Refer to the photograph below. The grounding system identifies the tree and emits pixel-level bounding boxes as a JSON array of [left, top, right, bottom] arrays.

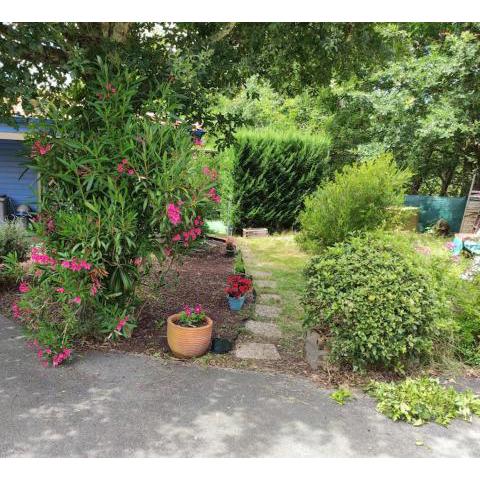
[[325, 28, 480, 195]]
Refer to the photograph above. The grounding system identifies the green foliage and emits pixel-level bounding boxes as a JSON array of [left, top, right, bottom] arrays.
[[222, 127, 331, 232], [384, 206, 419, 232], [0, 252, 24, 285], [177, 306, 207, 327], [429, 259, 480, 366], [297, 154, 410, 252], [328, 29, 480, 196], [366, 377, 480, 426], [0, 221, 31, 261], [330, 388, 354, 405], [215, 76, 329, 132], [302, 232, 446, 372], [233, 252, 245, 274]]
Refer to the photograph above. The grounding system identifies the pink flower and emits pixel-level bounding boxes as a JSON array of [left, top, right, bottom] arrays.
[[133, 257, 143, 266], [61, 258, 91, 272], [122, 158, 128, 165], [37, 349, 43, 359], [164, 247, 173, 257], [167, 203, 182, 225], [31, 247, 56, 266], [115, 316, 128, 331], [202, 166, 218, 180], [56, 287, 65, 293], [208, 188, 221, 204], [127, 169, 135, 176], [90, 279, 100, 296], [46, 219, 55, 233], [45, 348, 52, 355], [194, 304, 202, 314], [12, 303, 21, 319], [184, 306, 192, 316], [117, 163, 125, 174], [32, 140, 52, 156], [72, 296, 82, 305], [79, 260, 92, 270], [172, 234, 181, 242], [19, 282, 30, 294]]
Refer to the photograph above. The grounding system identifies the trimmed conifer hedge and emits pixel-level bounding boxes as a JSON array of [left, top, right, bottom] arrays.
[[221, 128, 331, 232]]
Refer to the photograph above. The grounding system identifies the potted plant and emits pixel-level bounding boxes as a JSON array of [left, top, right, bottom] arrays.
[[167, 305, 213, 358], [225, 274, 252, 311], [225, 236, 236, 257]]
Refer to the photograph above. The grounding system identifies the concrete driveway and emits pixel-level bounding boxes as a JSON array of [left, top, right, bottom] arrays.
[[1, 313, 480, 457]]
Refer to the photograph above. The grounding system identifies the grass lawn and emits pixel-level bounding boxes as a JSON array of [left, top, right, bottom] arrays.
[[237, 234, 310, 355]]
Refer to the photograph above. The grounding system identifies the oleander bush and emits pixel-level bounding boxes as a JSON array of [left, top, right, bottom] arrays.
[[12, 60, 220, 366], [220, 127, 331, 232], [302, 232, 448, 372], [297, 153, 410, 252]]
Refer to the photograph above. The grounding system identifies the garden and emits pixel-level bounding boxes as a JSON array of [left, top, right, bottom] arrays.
[[1, 22, 480, 429]]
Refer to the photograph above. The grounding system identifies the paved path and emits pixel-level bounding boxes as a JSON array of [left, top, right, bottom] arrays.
[[1, 314, 480, 457]]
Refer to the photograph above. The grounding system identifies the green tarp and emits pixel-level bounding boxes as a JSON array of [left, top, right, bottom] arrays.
[[404, 195, 467, 232]]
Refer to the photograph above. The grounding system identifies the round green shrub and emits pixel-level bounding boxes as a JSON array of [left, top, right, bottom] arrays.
[[297, 153, 410, 253], [302, 232, 445, 372]]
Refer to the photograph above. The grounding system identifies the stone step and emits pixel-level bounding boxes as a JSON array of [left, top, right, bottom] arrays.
[[254, 280, 277, 289], [245, 320, 282, 339], [250, 270, 272, 279], [234, 342, 280, 360], [258, 293, 282, 304], [255, 304, 282, 319]]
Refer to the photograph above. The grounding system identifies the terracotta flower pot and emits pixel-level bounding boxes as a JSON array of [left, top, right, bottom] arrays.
[[167, 313, 213, 358]]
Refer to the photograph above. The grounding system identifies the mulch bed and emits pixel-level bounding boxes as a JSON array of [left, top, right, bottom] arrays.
[[108, 239, 249, 354]]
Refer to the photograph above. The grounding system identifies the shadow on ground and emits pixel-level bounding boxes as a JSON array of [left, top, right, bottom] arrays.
[[1, 314, 479, 457]]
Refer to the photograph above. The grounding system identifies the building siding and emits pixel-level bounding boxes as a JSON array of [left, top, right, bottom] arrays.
[[0, 140, 38, 210]]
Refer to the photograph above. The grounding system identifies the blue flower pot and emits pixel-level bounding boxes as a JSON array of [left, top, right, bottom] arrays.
[[227, 295, 246, 311]]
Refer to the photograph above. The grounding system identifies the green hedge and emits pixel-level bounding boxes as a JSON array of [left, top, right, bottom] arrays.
[[221, 128, 331, 232]]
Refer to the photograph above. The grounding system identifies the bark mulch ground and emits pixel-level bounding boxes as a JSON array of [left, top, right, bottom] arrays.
[[108, 239, 250, 355]]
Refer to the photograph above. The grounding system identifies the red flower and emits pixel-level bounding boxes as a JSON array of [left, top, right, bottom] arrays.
[[225, 275, 252, 298]]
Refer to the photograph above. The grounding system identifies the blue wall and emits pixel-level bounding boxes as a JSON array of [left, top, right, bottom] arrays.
[[0, 140, 38, 210]]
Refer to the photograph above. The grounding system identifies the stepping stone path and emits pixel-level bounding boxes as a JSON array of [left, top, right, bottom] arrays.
[[258, 293, 282, 304], [235, 342, 281, 360], [232, 243, 285, 361], [245, 320, 282, 340], [255, 304, 281, 319], [250, 270, 272, 279], [254, 279, 277, 289]]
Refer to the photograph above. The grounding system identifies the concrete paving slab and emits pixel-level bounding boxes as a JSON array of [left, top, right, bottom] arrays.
[[234, 342, 281, 360], [250, 271, 272, 279], [255, 304, 282, 319], [255, 280, 277, 289], [245, 321, 282, 339], [258, 293, 282, 304]]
